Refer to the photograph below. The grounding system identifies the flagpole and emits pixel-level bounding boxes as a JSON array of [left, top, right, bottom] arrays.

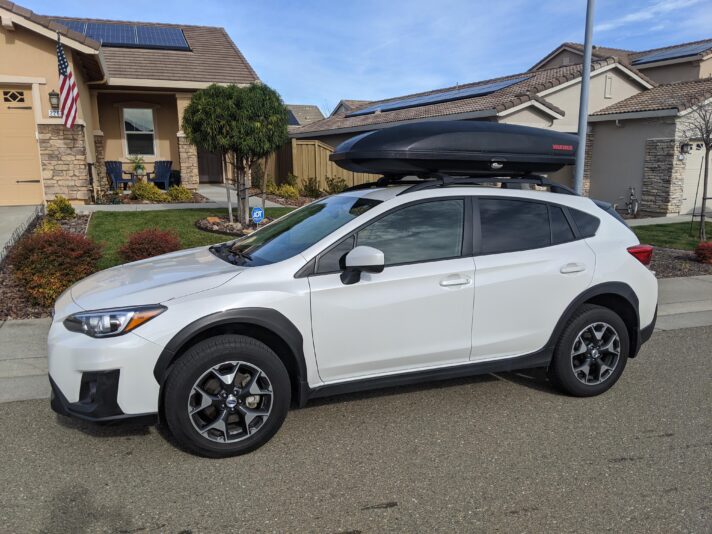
[[574, 0, 596, 195]]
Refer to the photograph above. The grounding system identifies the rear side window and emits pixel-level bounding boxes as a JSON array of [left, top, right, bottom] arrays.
[[570, 208, 600, 238], [549, 205, 575, 244], [479, 199, 550, 254]]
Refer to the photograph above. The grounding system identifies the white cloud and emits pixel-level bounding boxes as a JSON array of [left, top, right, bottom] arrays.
[[595, 0, 703, 32]]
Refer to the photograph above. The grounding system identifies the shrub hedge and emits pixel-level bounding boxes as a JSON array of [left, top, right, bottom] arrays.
[[46, 195, 76, 220], [8, 229, 101, 307], [131, 182, 169, 202], [695, 241, 712, 264], [167, 185, 194, 202], [118, 228, 181, 263]]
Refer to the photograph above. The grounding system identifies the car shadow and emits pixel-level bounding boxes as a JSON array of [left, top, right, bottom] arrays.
[[54, 413, 154, 437], [304, 366, 559, 409]]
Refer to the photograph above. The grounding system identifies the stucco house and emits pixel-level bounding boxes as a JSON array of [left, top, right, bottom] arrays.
[[291, 58, 655, 194], [0, 0, 259, 206], [292, 38, 712, 216]]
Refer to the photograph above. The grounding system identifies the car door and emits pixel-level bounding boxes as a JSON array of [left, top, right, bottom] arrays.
[[471, 197, 595, 361], [309, 197, 475, 383]]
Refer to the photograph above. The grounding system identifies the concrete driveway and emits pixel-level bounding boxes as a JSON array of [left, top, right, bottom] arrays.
[[0, 205, 40, 261], [0, 325, 710, 533]]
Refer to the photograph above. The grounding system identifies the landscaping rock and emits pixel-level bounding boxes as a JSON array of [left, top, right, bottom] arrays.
[[651, 247, 712, 278]]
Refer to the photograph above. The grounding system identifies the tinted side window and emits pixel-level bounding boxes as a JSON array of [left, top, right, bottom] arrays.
[[550, 206, 575, 244], [316, 236, 354, 274], [479, 199, 550, 254], [570, 208, 600, 238], [356, 200, 464, 265]]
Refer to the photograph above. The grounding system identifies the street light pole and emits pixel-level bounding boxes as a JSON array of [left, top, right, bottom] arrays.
[[574, 0, 596, 195]]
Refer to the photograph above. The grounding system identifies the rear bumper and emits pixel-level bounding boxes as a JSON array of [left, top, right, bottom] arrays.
[[634, 305, 657, 356]]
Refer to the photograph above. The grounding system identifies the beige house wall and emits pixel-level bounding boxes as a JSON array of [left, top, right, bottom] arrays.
[[637, 61, 701, 84], [699, 57, 712, 79], [544, 69, 644, 132], [588, 118, 676, 206], [96, 92, 180, 173], [498, 107, 555, 128], [535, 49, 583, 70]]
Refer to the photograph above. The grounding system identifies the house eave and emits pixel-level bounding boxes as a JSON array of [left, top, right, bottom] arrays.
[[633, 54, 707, 70], [104, 77, 252, 90], [289, 109, 496, 139], [589, 109, 678, 122]]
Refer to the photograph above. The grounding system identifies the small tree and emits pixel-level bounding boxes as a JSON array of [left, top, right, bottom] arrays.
[[680, 96, 712, 241], [232, 84, 289, 224], [182, 84, 241, 222]]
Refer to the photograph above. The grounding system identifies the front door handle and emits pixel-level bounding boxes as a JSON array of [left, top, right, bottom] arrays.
[[440, 277, 471, 287], [560, 262, 586, 274]]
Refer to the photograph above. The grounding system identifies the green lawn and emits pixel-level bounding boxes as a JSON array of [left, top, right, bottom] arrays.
[[88, 207, 293, 269], [633, 221, 712, 251]]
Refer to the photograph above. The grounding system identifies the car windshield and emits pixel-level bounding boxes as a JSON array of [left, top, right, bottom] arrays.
[[211, 195, 382, 267]]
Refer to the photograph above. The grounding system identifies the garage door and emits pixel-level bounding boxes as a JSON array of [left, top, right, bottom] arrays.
[[0, 88, 43, 206], [680, 144, 705, 215]]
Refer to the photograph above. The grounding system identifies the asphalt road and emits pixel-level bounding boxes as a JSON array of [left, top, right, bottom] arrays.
[[1, 327, 710, 534]]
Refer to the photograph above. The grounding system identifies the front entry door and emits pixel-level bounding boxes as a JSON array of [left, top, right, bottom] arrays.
[[0, 88, 43, 206], [309, 198, 475, 383], [198, 149, 223, 183]]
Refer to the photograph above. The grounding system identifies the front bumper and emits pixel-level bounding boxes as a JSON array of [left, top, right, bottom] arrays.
[[48, 318, 162, 420]]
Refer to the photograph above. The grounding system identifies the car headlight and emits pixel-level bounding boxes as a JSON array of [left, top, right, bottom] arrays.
[[63, 305, 166, 338]]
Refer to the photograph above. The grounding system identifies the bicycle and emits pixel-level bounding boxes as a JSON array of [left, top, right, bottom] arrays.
[[614, 186, 640, 217]]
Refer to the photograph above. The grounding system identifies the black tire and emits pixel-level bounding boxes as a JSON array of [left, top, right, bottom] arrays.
[[164, 334, 290, 458], [548, 304, 629, 397]]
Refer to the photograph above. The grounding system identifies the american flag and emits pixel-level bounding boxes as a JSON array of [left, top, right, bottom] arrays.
[[56, 37, 79, 128]]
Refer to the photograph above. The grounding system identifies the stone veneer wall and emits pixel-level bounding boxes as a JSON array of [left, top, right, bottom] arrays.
[[37, 124, 91, 202], [641, 136, 685, 216], [93, 134, 107, 195], [177, 134, 199, 190]]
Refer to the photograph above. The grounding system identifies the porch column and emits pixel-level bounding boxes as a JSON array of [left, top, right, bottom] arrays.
[[176, 93, 199, 190]]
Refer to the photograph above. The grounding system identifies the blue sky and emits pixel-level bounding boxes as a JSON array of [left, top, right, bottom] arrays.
[[21, 0, 712, 115]]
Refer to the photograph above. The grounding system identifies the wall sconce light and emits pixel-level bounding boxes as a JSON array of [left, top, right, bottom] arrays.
[[48, 90, 61, 117], [680, 142, 693, 154]]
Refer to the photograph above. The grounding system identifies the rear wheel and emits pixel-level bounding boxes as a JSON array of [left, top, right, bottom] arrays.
[[548, 304, 629, 397], [164, 335, 290, 457]]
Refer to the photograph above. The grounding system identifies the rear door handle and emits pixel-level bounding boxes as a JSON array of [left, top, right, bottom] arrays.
[[440, 277, 471, 287], [560, 262, 586, 274]]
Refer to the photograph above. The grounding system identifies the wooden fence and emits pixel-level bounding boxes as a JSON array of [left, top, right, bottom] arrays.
[[264, 139, 379, 189]]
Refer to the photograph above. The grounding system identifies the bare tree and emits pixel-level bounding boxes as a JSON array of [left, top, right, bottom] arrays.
[[679, 96, 712, 241]]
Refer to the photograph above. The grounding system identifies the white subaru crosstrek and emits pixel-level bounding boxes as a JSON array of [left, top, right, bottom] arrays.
[[48, 178, 657, 457]]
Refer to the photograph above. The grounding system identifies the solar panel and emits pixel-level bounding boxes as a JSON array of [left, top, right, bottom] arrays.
[[86, 22, 135, 47], [632, 42, 712, 65], [136, 26, 190, 50], [52, 19, 190, 51], [346, 76, 531, 117]]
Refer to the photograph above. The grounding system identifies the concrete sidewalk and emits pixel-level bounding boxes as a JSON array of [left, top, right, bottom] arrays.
[[0, 205, 41, 261], [1, 275, 711, 404]]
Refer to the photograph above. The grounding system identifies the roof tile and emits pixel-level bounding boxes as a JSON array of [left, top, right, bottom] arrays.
[[593, 78, 712, 116]]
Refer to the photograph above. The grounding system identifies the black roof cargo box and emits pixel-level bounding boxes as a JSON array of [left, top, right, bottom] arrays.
[[330, 121, 578, 176]]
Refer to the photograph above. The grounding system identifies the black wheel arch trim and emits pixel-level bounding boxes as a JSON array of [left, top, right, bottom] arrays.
[[153, 308, 310, 406], [545, 281, 642, 358]]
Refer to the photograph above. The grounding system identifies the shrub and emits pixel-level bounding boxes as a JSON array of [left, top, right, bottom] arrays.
[[283, 173, 299, 187], [275, 184, 299, 199], [118, 229, 181, 263], [265, 179, 278, 195], [325, 176, 348, 195], [301, 177, 322, 198], [131, 181, 169, 202], [34, 219, 61, 234], [46, 195, 76, 220], [695, 241, 712, 264], [167, 185, 194, 202], [8, 229, 101, 307]]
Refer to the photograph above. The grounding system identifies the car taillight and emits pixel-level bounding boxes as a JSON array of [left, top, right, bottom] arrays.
[[627, 244, 653, 266]]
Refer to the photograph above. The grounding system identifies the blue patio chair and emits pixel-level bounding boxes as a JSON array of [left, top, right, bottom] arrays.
[[105, 161, 134, 191], [147, 160, 172, 190]]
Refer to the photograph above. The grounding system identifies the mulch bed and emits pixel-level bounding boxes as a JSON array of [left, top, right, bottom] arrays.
[[650, 247, 712, 278], [195, 216, 272, 237], [96, 191, 208, 205], [247, 188, 317, 207], [0, 215, 90, 320]]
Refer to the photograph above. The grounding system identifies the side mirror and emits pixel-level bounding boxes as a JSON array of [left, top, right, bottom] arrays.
[[341, 246, 384, 285]]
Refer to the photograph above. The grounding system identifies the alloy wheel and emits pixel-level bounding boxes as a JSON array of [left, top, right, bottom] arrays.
[[188, 361, 273, 443], [570, 322, 621, 386]]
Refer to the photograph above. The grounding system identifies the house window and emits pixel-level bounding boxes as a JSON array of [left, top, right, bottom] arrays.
[[123, 108, 155, 156], [3, 90, 25, 103]]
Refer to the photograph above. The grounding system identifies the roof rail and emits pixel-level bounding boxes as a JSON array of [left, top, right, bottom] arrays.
[[344, 174, 577, 196]]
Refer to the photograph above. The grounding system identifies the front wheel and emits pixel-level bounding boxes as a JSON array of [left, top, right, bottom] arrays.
[[548, 304, 629, 397], [163, 335, 291, 457]]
